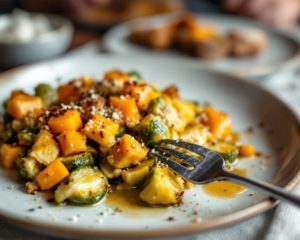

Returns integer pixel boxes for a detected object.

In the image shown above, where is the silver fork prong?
[154,146,200,166]
[151,151,191,178]
[160,139,214,157]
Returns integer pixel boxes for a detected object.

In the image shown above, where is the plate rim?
[103,12,300,78]
[0,55,300,238]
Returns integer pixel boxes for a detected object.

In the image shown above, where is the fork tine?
[160,139,213,157]
[154,145,200,166]
[150,151,191,178]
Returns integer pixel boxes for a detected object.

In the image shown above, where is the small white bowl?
[0,13,74,68]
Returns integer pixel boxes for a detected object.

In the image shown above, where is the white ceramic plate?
[0,55,300,239]
[103,13,300,78]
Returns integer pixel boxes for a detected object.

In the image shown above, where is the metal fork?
[152,139,300,207]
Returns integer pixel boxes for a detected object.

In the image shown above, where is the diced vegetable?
[109,96,141,128]
[135,114,170,145]
[122,159,154,186]
[239,144,256,157]
[148,96,185,132]
[60,152,95,171]
[104,70,129,82]
[107,134,148,169]
[58,131,87,156]
[54,167,108,204]
[180,124,210,146]
[203,107,232,139]
[172,98,196,127]
[17,128,39,146]
[99,158,122,179]
[35,159,69,191]
[163,85,179,98]
[48,110,83,135]
[7,93,44,120]
[17,157,43,181]
[147,96,167,115]
[82,114,119,152]
[139,164,184,205]
[58,77,95,103]
[0,144,24,169]
[128,71,143,81]
[211,142,239,165]
[57,83,79,103]
[123,84,158,111]
[35,83,57,106]
[28,129,60,166]
[101,70,129,94]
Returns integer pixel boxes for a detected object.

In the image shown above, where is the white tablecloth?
[1,42,300,240]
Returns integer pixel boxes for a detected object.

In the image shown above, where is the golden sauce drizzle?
[105,189,165,217]
[202,168,247,198]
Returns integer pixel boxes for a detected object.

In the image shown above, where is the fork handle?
[221,171,300,207]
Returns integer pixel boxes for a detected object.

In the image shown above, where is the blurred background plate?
[103,13,300,78]
[0,13,73,68]
[72,0,184,30]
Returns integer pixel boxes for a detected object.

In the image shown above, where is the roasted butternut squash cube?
[48,110,83,135]
[203,107,232,139]
[104,70,129,82]
[7,93,44,120]
[58,77,95,103]
[29,130,60,166]
[107,134,148,169]
[239,144,256,157]
[58,131,87,156]
[163,85,179,98]
[110,96,141,128]
[0,144,24,169]
[57,83,79,103]
[123,84,158,111]
[35,159,69,190]
[82,114,119,151]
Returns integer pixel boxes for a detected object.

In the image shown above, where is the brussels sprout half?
[54,167,108,205]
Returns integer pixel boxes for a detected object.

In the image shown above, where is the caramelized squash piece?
[48,110,83,135]
[104,70,129,82]
[58,77,95,103]
[163,85,179,98]
[0,144,24,169]
[202,107,232,139]
[239,144,256,157]
[110,96,141,128]
[58,131,87,156]
[7,93,44,120]
[82,114,119,152]
[123,84,158,111]
[35,159,69,190]
[107,134,148,169]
